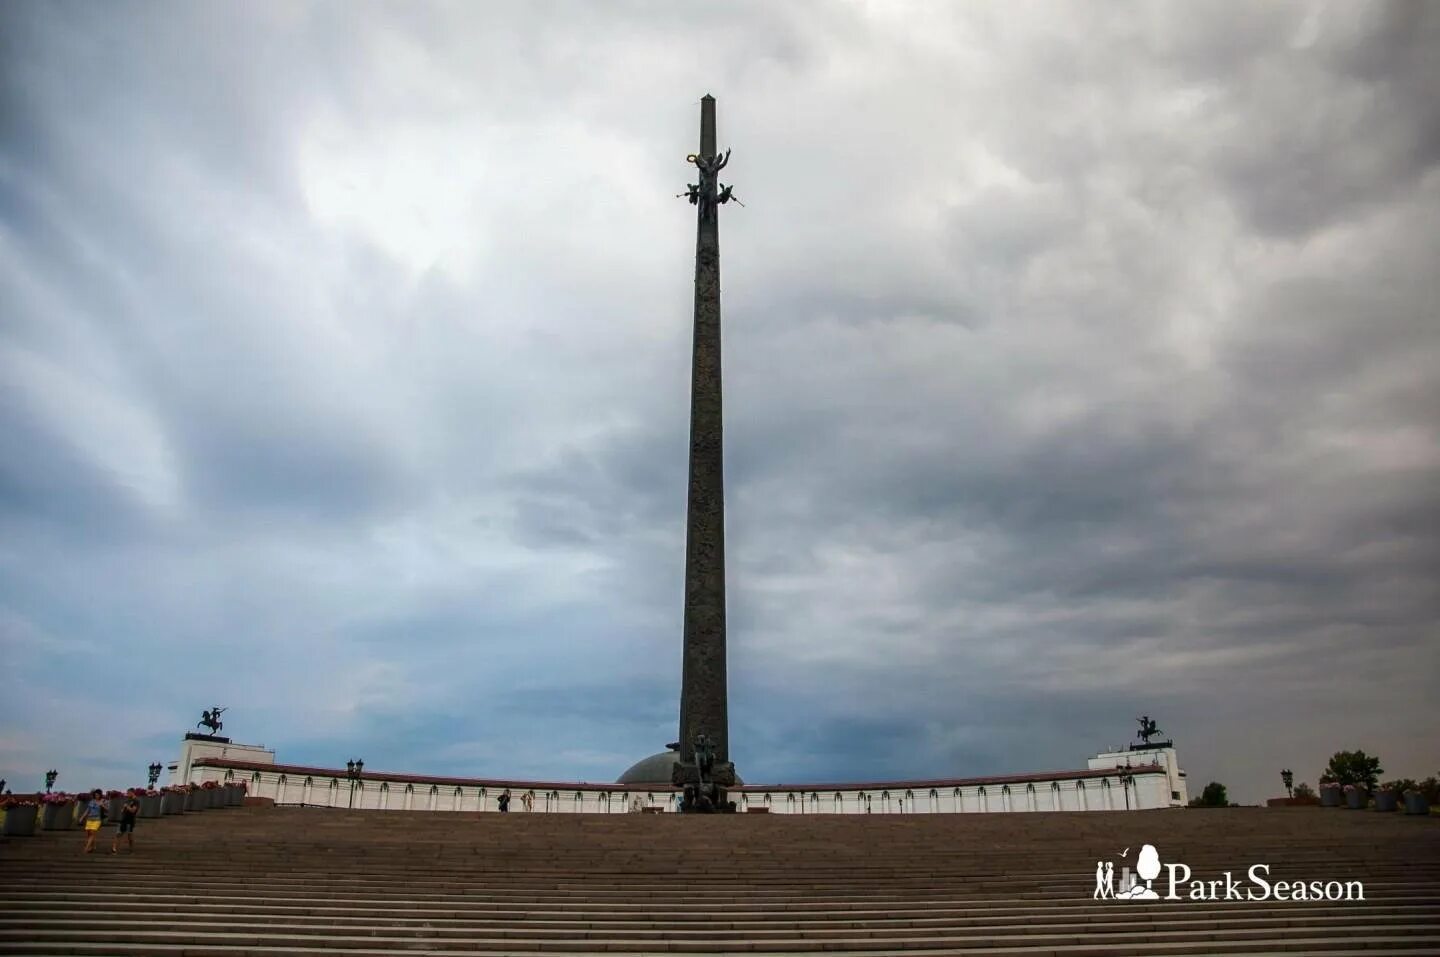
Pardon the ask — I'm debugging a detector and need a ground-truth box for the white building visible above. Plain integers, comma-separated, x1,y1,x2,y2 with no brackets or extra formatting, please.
170,735,275,787
190,745,1187,814
1089,744,1188,807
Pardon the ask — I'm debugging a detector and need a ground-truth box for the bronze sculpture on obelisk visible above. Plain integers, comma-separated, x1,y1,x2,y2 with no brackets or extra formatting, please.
672,95,739,812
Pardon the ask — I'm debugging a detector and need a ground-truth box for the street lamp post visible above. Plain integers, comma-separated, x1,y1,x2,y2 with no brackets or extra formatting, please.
148,763,163,789
1118,763,1136,810
1281,768,1294,798
44,770,58,793
346,759,364,809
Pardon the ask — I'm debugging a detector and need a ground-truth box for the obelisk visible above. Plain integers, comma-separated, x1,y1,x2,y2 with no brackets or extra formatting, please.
673,94,738,811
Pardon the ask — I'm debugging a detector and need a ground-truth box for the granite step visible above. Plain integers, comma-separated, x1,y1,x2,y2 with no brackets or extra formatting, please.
4,904,1434,929
2,931,1439,956
2,806,1435,956
2,916,1436,946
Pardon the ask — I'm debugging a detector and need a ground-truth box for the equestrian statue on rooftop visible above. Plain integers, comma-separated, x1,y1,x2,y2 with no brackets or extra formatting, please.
197,707,226,735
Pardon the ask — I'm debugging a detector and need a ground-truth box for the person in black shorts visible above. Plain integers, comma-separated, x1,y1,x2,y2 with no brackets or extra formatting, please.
111,791,140,853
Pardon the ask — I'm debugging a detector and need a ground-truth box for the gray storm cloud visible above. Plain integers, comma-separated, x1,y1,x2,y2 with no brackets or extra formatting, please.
1,1,1436,802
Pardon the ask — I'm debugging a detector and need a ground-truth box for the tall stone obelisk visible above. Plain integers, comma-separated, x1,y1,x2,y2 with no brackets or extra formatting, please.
673,94,739,811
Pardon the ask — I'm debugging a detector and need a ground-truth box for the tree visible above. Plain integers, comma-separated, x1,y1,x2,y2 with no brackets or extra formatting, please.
1189,782,1228,807
1320,751,1383,791
1398,775,1439,802
1292,782,1316,800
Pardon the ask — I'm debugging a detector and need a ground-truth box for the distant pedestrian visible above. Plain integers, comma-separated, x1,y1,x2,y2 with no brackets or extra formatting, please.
522,791,534,813
497,790,510,813
80,789,105,853
111,792,141,854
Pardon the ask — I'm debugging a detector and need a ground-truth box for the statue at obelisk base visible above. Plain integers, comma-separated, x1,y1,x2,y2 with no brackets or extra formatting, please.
671,94,740,813
674,732,736,813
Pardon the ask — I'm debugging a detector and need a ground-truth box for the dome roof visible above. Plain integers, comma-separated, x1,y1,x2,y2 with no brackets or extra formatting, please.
617,752,677,785
616,749,744,786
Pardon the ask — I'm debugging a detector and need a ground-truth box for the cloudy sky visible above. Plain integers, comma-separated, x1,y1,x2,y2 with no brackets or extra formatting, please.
2,1,1436,805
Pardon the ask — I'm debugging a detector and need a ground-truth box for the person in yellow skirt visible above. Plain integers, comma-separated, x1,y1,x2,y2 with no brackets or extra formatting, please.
79,789,105,853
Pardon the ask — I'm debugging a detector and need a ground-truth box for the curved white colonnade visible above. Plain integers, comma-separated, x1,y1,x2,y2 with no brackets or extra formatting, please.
187,745,1186,814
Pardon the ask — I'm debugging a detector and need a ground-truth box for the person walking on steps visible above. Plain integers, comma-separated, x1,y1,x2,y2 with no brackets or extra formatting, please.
497,790,510,813
111,791,140,853
79,790,105,853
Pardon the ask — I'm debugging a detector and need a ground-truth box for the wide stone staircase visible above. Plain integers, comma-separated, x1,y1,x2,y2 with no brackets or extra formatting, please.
0,805,1436,955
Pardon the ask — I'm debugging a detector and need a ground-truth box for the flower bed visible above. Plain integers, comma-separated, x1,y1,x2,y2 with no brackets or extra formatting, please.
106,792,129,823
39,797,77,830
138,792,163,818
0,797,39,837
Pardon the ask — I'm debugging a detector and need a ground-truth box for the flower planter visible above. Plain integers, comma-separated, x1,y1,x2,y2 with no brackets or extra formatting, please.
1404,792,1431,816
207,788,225,809
226,785,244,806
107,797,127,822
1344,788,1368,810
1,805,38,836
161,793,185,815
39,802,76,830
1319,786,1343,807
184,790,205,811
1374,790,1399,812
139,795,163,819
